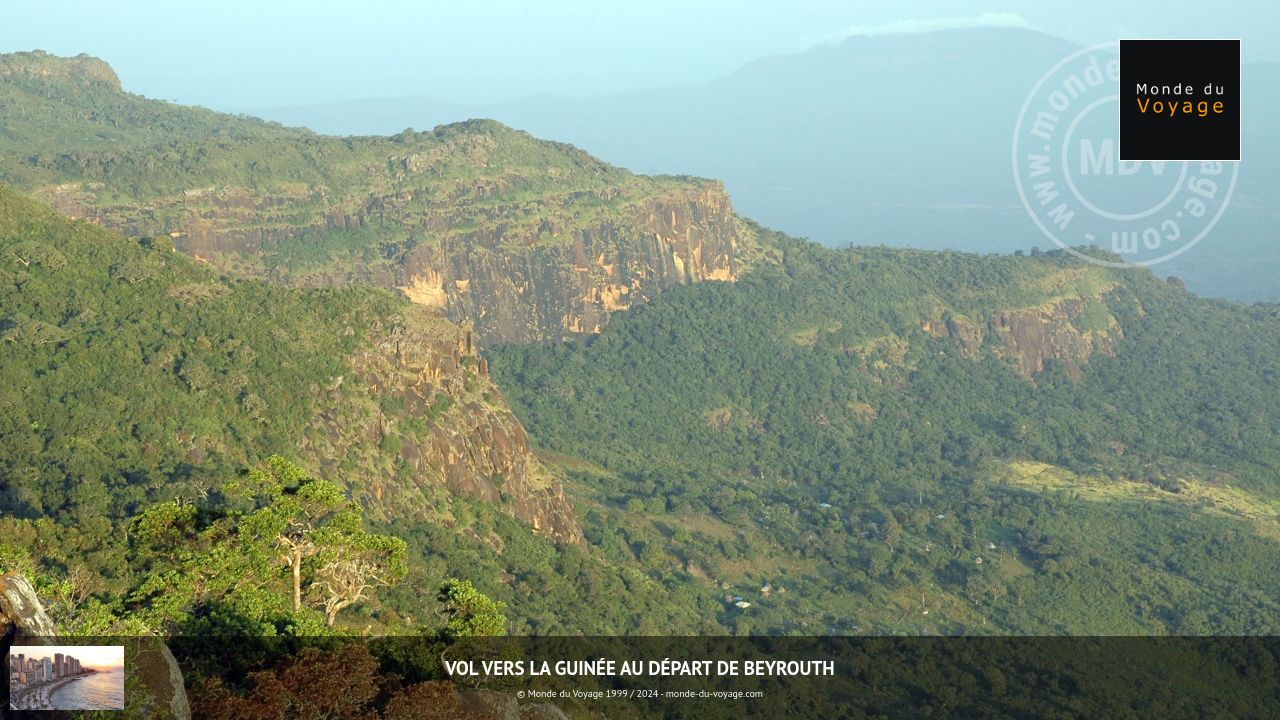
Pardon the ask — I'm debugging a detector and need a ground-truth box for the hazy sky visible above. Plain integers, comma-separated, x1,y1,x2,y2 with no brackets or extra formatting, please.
1,1,1275,110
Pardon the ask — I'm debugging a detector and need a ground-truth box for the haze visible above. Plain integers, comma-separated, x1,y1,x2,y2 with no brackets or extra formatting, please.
1,1,1276,109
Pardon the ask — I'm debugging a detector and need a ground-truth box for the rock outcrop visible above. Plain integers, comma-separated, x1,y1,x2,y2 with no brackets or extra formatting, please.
925,295,1122,379
987,298,1121,378
130,641,192,720
400,183,740,345
0,573,56,640
301,306,582,544
0,50,121,89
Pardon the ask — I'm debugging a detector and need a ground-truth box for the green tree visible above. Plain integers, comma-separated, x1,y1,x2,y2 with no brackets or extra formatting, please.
239,456,349,613
436,578,507,639
126,456,407,632
313,516,408,627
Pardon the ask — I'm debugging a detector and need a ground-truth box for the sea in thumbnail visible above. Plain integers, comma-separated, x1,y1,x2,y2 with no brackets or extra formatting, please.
49,667,125,710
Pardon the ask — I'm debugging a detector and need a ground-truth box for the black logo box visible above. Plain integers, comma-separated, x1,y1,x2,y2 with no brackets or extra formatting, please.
1119,39,1241,161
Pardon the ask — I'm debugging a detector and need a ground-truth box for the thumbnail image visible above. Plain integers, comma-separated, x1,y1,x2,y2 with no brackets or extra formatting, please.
8,646,125,711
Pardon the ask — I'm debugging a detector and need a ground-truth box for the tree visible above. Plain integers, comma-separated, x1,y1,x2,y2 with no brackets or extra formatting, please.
3,317,69,346
7,241,66,270
436,579,506,639
234,455,407,627
313,517,407,627
191,645,381,720
124,456,408,632
242,457,348,613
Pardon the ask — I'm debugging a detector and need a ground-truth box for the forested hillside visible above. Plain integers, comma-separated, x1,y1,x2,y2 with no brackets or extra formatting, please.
5,186,1278,638
491,226,1280,634
3,48,1279,642
0,186,725,635
0,51,747,347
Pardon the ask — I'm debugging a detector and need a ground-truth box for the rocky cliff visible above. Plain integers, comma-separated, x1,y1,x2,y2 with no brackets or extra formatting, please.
0,50,121,89
302,305,582,544
37,148,744,348
50,182,742,347
923,294,1123,379
1,54,748,348
397,182,740,345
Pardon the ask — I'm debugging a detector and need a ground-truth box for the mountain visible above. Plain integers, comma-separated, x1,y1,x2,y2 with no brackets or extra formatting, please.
257,28,1280,303
0,181,582,539
0,185,738,634
4,44,1280,638
491,225,1280,634
0,51,748,348
5,174,1279,637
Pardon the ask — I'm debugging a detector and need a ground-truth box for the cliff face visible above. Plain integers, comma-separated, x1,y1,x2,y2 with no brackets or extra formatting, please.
41,176,742,348
924,295,1122,379
0,50,121,89
301,306,582,544
399,184,739,345
6,54,749,348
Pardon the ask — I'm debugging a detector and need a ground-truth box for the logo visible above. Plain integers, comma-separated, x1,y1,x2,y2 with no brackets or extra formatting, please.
1012,42,1238,268
1119,39,1240,161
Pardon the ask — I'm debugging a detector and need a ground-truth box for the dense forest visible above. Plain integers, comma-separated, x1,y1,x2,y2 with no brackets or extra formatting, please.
5,182,1280,639
2,38,1279,720
491,226,1280,634
0,186,725,638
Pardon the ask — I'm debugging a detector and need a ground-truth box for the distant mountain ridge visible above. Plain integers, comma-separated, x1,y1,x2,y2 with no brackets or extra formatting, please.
254,28,1279,303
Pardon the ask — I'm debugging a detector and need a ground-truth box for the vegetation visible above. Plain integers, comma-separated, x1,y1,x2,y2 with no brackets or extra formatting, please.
4,49,1280,642
0,184,726,637
490,226,1280,634
5,45,1279,719
190,645,488,720
0,184,393,523
5,180,1280,637
0,50,710,287
1,452,507,718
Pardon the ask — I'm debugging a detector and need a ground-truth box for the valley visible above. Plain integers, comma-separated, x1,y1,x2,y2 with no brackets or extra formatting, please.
1,50,1278,644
